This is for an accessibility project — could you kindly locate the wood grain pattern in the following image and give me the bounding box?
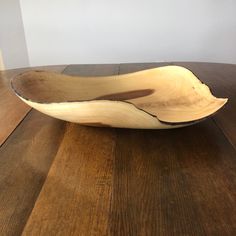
[173,62,236,149]
[0,65,66,235]
[0,70,30,146]
[0,65,66,146]
[1,63,236,236]
[109,63,236,235]
[63,64,120,76]
[0,110,66,236]
[11,65,227,128]
[111,120,236,235]
[22,124,116,236]
[94,89,155,101]
[22,64,119,236]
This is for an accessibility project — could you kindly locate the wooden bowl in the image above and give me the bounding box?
[11,66,227,129]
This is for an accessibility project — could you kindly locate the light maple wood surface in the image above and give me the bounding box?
[11,66,227,129]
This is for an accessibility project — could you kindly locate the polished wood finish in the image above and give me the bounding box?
[11,66,227,128]
[173,62,236,148]
[0,65,66,146]
[0,110,66,236]
[63,63,120,76]
[0,63,236,235]
[0,69,30,146]
[23,123,116,236]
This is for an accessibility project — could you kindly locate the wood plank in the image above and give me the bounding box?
[0,70,30,146]
[111,120,236,235]
[63,64,119,76]
[109,63,236,235]
[118,62,172,74]
[3,62,236,235]
[172,62,236,149]
[0,65,67,146]
[22,124,116,236]
[22,64,119,235]
[0,110,66,236]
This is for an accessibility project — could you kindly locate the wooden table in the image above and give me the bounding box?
[0,62,236,236]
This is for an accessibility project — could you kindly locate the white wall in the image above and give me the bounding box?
[0,0,29,70]
[20,0,236,67]
[11,0,236,67]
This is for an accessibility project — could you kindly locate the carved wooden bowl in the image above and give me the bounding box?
[11,66,227,129]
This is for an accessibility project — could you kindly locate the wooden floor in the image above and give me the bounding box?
[0,62,236,236]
